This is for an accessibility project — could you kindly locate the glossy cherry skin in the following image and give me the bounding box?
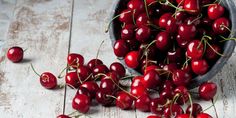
[176,34,190,48]
[136,13,150,27]
[81,81,99,98]
[176,114,194,118]
[159,13,172,28]
[184,0,200,15]
[212,17,230,35]
[40,72,57,89]
[186,40,204,60]
[65,72,80,88]
[101,72,120,83]
[150,97,166,115]
[121,24,135,40]
[116,91,133,110]
[77,65,92,81]
[127,0,145,14]
[196,113,213,118]
[144,65,160,75]
[205,44,221,60]
[172,70,191,86]
[161,80,175,90]
[147,115,161,118]
[136,25,151,43]
[110,62,126,77]
[155,31,171,51]
[72,94,90,113]
[92,64,109,77]
[191,59,209,75]
[7,46,24,63]
[178,23,196,40]
[208,4,225,20]
[95,89,114,106]
[67,53,84,68]
[131,85,148,98]
[141,70,161,89]
[131,76,144,88]
[113,39,130,57]
[199,82,217,101]
[135,94,151,112]
[119,9,137,24]
[100,79,117,94]
[167,48,183,63]
[125,51,140,69]
[163,104,184,118]
[166,17,178,33]
[76,87,91,101]
[87,59,103,70]
[57,115,71,118]
[160,88,174,100]
[174,86,189,105]
[186,103,203,117]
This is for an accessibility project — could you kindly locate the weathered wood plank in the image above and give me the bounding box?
[0,0,72,117]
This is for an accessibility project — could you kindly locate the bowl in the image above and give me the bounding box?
[108,0,236,89]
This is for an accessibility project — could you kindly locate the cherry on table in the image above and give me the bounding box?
[77,65,92,82]
[100,78,117,94]
[116,91,133,110]
[65,72,80,88]
[186,103,203,117]
[191,59,209,75]
[141,70,161,89]
[135,94,151,112]
[96,89,114,106]
[67,53,84,69]
[131,85,148,98]
[176,114,194,118]
[87,58,103,70]
[110,62,126,77]
[7,46,24,63]
[199,82,217,101]
[81,81,99,98]
[113,39,130,57]
[92,64,109,77]
[131,76,144,88]
[76,87,91,101]
[57,115,71,118]
[72,94,90,114]
[163,104,184,118]
[125,51,140,69]
[150,97,166,115]
[208,3,225,20]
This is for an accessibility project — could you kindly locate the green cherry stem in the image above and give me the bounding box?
[144,0,150,19]
[30,63,41,77]
[188,93,193,118]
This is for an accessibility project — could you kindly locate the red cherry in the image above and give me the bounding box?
[184,0,200,15]
[161,80,175,90]
[186,40,204,60]
[101,72,120,83]
[81,81,99,98]
[146,0,156,6]
[72,94,90,113]
[174,86,189,105]
[212,17,230,35]
[116,91,133,110]
[40,72,57,89]
[199,82,217,101]
[136,25,151,43]
[67,53,84,68]
[110,62,126,77]
[126,39,140,50]
[160,88,174,100]
[172,70,191,86]
[87,59,103,70]
[141,70,161,89]
[127,0,145,14]
[131,76,144,88]
[136,13,150,27]
[176,0,185,5]
[76,87,91,101]
[119,9,138,23]
[92,64,109,77]
[197,113,213,118]
[77,65,92,81]
[121,24,135,40]
[125,51,140,69]
[131,85,148,98]
[205,44,221,60]
[113,39,130,57]
[163,104,184,118]
[186,103,203,117]
[7,46,24,63]
[175,7,187,22]
[144,65,160,74]
[166,17,178,33]
[159,13,172,28]
[191,59,209,75]
[176,114,194,118]
[176,34,190,48]
[135,94,151,112]
[150,97,166,115]
[147,115,161,118]
[65,72,80,88]
[167,48,183,63]
[100,78,117,94]
[178,23,197,40]
[57,115,71,118]
[96,89,114,106]
[208,4,225,20]
[155,31,171,51]
[185,16,201,26]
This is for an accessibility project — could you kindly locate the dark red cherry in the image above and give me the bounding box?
[131,85,148,98]
[185,16,201,26]
[76,87,91,101]
[96,89,114,106]
[208,4,225,20]
[176,0,185,5]
[199,82,217,101]
[147,115,161,118]
[176,34,190,48]
[121,24,135,40]
[167,48,183,63]
[196,113,213,118]
[110,62,126,77]
[161,63,178,79]
[172,70,191,86]
[155,31,171,51]
[184,0,200,15]
[72,94,90,114]
[166,17,178,33]
[175,7,187,22]
[100,79,117,94]
[160,88,174,100]
[7,46,24,63]
[57,115,71,118]
[77,65,92,82]
[136,13,150,27]
[186,103,203,117]
[205,44,221,60]
[127,0,145,14]
[146,0,156,6]
[119,9,138,23]
[163,104,184,118]
[212,17,230,35]
[126,39,140,50]
[131,76,144,88]
[81,81,99,98]
[176,114,194,118]
[136,25,151,43]
[144,65,160,75]
[65,72,80,88]
[178,23,197,40]
[135,94,151,112]
[113,39,130,57]
[161,80,175,90]
[125,51,140,69]
[174,86,189,105]
[150,97,166,115]
[159,13,172,28]
[116,91,133,110]
[101,72,120,83]
[67,53,84,68]
[186,40,204,60]
[141,70,161,89]
[87,59,103,70]
[191,59,209,75]
[40,72,57,89]
[92,64,109,77]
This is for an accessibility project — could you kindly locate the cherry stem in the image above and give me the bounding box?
[204,40,224,57]
[189,14,202,25]
[132,9,137,25]
[58,66,70,78]
[121,75,135,80]
[202,3,216,7]
[82,73,93,83]
[170,93,180,117]
[188,93,193,118]
[23,48,28,52]
[105,10,132,33]
[30,63,41,77]
[106,94,117,100]
[68,111,78,116]
[96,40,105,61]
[182,58,191,69]
[144,0,150,19]
[159,0,186,12]
[203,94,218,112]
[220,24,232,34]
[148,0,158,6]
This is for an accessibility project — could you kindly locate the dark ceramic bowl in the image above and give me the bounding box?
[109,0,236,89]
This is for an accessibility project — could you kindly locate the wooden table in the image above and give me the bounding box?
[0,0,236,118]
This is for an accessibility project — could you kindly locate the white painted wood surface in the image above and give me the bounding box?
[0,0,236,118]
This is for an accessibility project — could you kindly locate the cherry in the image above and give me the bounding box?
[81,81,99,98]
[181,64,192,73]
[167,48,183,63]
[131,76,144,88]
[110,62,126,77]
[166,17,178,33]
[185,16,201,26]
[126,39,140,50]
[175,7,187,22]
[57,115,71,118]
[176,0,185,5]
[96,89,114,106]
[76,87,91,101]
[176,114,194,118]
[113,39,130,57]
[7,46,24,63]
[127,0,145,14]
[144,65,160,74]
[186,40,204,60]
[176,34,190,48]
[159,13,172,28]
[141,70,161,89]
[186,103,203,117]
[212,17,230,35]
[135,94,151,112]
[131,85,148,98]
[150,97,166,115]
[178,23,196,40]
[160,88,174,100]
[72,94,90,113]
[163,104,184,118]
[121,24,135,40]
[146,0,156,6]
[196,113,213,118]
[174,86,189,105]
[205,44,221,60]
[87,58,103,70]
[147,115,161,118]
[136,25,151,43]
[116,91,133,110]
[161,80,175,90]
[67,53,84,68]
[65,72,80,88]
[155,31,171,51]
[191,59,209,75]
[92,64,109,77]
[77,65,92,81]
[100,78,117,94]
[199,82,217,101]
[184,0,200,15]
[119,9,138,23]
[125,51,140,69]
[136,13,150,27]
[201,17,213,27]
[172,70,191,86]
[208,4,225,20]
